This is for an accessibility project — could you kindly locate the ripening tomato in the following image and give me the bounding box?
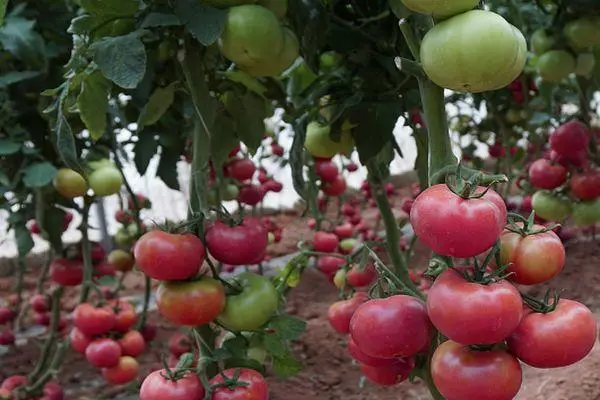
[110,299,138,332]
[53,168,87,198]
[50,258,84,286]
[1,375,28,391]
[507,299,597,368]
[134,231,205,281]
[168,331,192,357]
[238,184,265,206]
[317,255,346,276]
[431,340,522,400]
[410,184,507,258]
[346,264,376,287]
[360,358,415,386]
[348,337,397,367]
[315,160,339,182]
[73,303,116,336]
[70,327,92,354]
[102,356,139,385]
[322,176,347,196]
[0,307,15,324]
[118,330,145,357]
[210,368,269,400]
[572,199,600,227]
[107,249,135,272]
[328,292,369,334]
[156,278,225,326]
[85,338,122,368]
[532,190,572,221]
[312,231,339,253]
[205,218,268,266]
[0,330,14,345]
[341,203,357,216]
[227,158,256,181]
[350,295,432,358]
[571,170,600,200]
[427,269,522,345]
[528,159,567,189]
[140,370,205,400]
[41,381,64,400]
[334,223,354,239]
[499,225,565,285]
[550,120,590,158]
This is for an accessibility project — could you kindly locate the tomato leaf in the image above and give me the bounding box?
[388,0,412,19]
[210,111,238,167]
[90,31,147,89]
[0,16,46,69]
[10,212,34,257]
[80,0,139,17]
[287,0,327,72]
[22,162,57,188]
[137,82,177,129]
[0,138,20,155]
[134,131,158,175]
[0,71,41,87]
[224,357,266,374]
[266,315,306,341]
[227,91,268,155]
[221,335,248,359]
[289,115,308,198]
[210,347,233,362]
[272,351,303,378]
[262,332,287,357]
[156,148,180,190]
[77,70,111,140]
[36,203,65,253]
[141,13,182,28]
[55,113,81,171]
[174,0,226,46]
[0,0,7,26]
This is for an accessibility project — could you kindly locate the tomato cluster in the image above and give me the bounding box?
[0,376,64,400]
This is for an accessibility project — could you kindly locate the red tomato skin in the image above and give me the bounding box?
[210,368,269,400]
[350,295,432,358]
[85,338,122,368]
[360,358,415,386]
[0,308,15,324]
[346,264,376,287]
[312,231,340,253]
[42,381,64,400]
[140,323,157,343]
[156,278,225,326]
[30,294,49,313]
[102,356,140,385]
[322,176,347,196]
[550,120,590,158]
[140,370,205,400]
[334,223,354,239]
[316,256,346,276]
[410,185,507,258]
[110,300,138,332]
[528,159,567,189]
[50,258,84,286]
[570,170,600,200]
[73,303,116,336]
[205,218,268,266]
[1,375,28,391]
[69,327,92,354]
[238,184,265,206]
[327,292,369,334]
[499,226,565,285]
[118,330,146,357]
[227,158,256,181]
[315,161,339,182]
[427,269,523,345]
[168,331,192,357]
[134,231,205,281]
[348,337,398,367]
[431,340,522,400]
[507,299,597,368]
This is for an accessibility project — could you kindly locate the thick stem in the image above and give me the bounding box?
[36,250,54,294]
[78,200,93,303]
[136,276,152,330]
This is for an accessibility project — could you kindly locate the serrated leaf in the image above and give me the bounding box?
[55,113,81,171]
[349,102,400,165]
[221,335,249,359]
[37,203,65,253]
[0,138,20,155]
[141,13,182,28]
[228,92,267,154]
[272,351,303,378]
[80,0,139,17]
[91,31,147,89]
[174,0,226,46]
[77,71,111,140]
[22,162,57,188]
[266,315,306,340]
[0,17,46,69]
[157,148,180,190]
[137,83,177,129]
[263,332,288,357]
[134,132,158,175]
[0,70,41,87]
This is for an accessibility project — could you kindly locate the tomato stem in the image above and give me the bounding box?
[79,199,93,303]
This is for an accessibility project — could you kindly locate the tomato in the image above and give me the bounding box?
[41,381,64,400]
[218,272,279,331]
[168,331,192,357]
[85,338,122,368]
[262,179,283,193]
[334,222,353,239]
[107,249,135,272]
[572,199,600,226]
[53,168,87,198]
[314,160,339,182]
[427,269,522,345]
[1,375,27,391]
[118,330,145,357]
[316,255,346,276]
[205,218,268,266]
[398,0,478,18]
[350,295,432,358]
[507,299,597,368]
[140,323,157,343]
[347,337,398,367]
[499,225,565,285]
[420,10,526,93]
[312,231,339,253]
[550,120,590,158]
[564,17,600,49]
[29,294,49,313]
[575,53,596,76]
[328,292,369,334]
[530,28,556,54]
[271,143,284,156]
[134,231,205,281]
[0,307,15,324]
[140,370,205,400]
[537,50,576,82]
[321,176,347,196]
[157,278,225,326]
[360,358,415,386]
[571,171,600,200]
[339,238,358,255]
[531,190,571,221]
[111,299,138,332]
[304,121,354,159]
[227,158,256,181]
[209,368,269,400]
[410,184,507,258]
[346,162,358,172]
[89,165,123,196]
[528,158,566,189]
[73,303,116,336]
[94,261,116,278]
[101,356,139,385]
[238,184,265,206]
[70,327,92,353]
[0,330,14,345]
[50,258,83,286]
[431,340,522,400]
[346,264,376,287]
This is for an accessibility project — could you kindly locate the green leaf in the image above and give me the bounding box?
[134,131,158,175]
[221,335,248,359]
[96,275,117,286]
[224,357,266,374]
[0,17,46,69]
[289,115,308,198]
[0,71,41,87]
[14,223,34,257]
[262,332,288,357]
[137,83,177,129]
[174,0,226,46]
[80,0,139,18]
[210,111,238,167]
[366,142,394,182]
[0,138,20,155]
[272,351,303,378]
[0,170,9,186]
[287,0,327,71]
[266,315,306,340]
[141,13,182,28]
[77,71,111,140]
[22,162,57,188]
[55,113,81,171]
[348,102,400,165]
[228,91,267,154]
[157,148,180,190]
[91,31,147,89]
[0,0,7,26]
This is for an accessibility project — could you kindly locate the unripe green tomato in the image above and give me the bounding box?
[564,18,600,49]
[88,159,115,171]
[420,10,527,93]
[53,168,87,198]
[319,51,342,73]
[200,0,257,7]
[530,29,556,54]
[333,269,346,289]
[89,166,123,196]
[397,0,479,18]
[223,184,240,201]
[536,50,576,83]
[575,53,596,77]
[304,121,354,159]
[115,228,135,248]
[505,109,523,124]
[572,199,600,227]
[531,190,572,221]
[157,39,177,62]
[241,28,299,77]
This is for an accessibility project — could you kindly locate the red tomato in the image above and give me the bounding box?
[528,158,567,189]
[227,158,256,181]
[507,299,597,368]
[110,299,138,332]
[85,338,122,368]
[42,381,64,400]
[431,340,522,400]
[316,255,346,276]
[315,161,339,182]
[571,170,600,200]
[427,269,522,345]
[73,303,116,336]
[134,231,205,281]
[30,294,49,313]
[322,176,347,196]
[400,198,414,214]
[156,278,225,326]
[350,295,432,358]
[70,327,92,354]
[347,337,397,367]
[140,370,205,400]
[410,184,507,258]
[93,261,116,278]
[205,218,268,266]
[238,184,265,206]
[102,356,139,385]
[0,307,15,324]
[262,179,283,193]
[334,223,354,239]
[210,368,269,400]
[327,292,369,334]
[118,330,146,357]
[271,143,284,157]
[168,331,192,357]
[1,375,27,393]
[347,162,358,172]
[50,258,84,286]
[346,264,376,287]
[360,358,414,386]
[499,225,565,285]
[34,312,51,326]
[341,203,357,216]
[312,231,339,253]
[550,120,590,158]
[140,323,157,343]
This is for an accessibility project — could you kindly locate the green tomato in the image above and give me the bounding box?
[218,272,279,331]
[304,121,354,159]
[241,28,299,77]
[333,269,346,289]
[536,50,576,83]
[420,10,527,93]
[53,168,87,198]
[532,190,572,221]
[115,228,135,248]
[319,51,342,73]
[218,5,284,68]
[223,184,240,201]
[88,159,115,171]
[530,29,556,54]
[200,0,257,7]
[572,199,600,227]
[564,18,600,49]
[397,0,479,18]
[157,39,177,62]
[575,53,596,77]
[89,166,123,196]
